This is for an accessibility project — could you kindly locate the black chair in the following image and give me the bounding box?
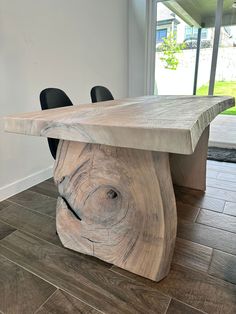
[40,88,73,159]
[90,86,114,103]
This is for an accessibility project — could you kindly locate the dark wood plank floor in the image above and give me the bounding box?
[0,160,235,313]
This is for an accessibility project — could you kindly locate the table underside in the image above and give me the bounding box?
[54,127,209,282]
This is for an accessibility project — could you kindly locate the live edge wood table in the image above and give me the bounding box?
[4,95,235,282]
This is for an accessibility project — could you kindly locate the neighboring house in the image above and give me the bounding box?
[156,17,180,43]
[184,26,209,41]
[156,3,180,43]
[184,25,235,47]
[157,2,236,47]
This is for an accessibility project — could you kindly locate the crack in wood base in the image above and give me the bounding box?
[54,141,177,282]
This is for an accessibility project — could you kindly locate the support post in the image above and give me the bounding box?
[193,28,202,95]
[170,126,210,191]
[209,0,224,96]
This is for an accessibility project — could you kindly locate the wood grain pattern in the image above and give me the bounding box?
[0,204,60,245]
[177,219,236,255]
[35,290,100,314]
[175,186,225,212]
[0,231,170,314]
[0,200,11,211]
[157,264,236,314]
[197,209,236,233]
[111,264,236,314]
[217,172,236,182]
[54,141,177,282]
[170,126,209,191]
[176,201,200,222]
[4,95,234,154]
[0,254,56,314]
[7,190,57,217]
[209,250,236,285]
[205,186,236,202]
[30,180,59,200]
[166,299,205,314]
[207,162,236,175]
[224,202,236,216]
[207,177,236,192]
[173,238,213,272]
[0,220,16,240]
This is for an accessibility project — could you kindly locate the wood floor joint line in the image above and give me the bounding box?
[171,297,208,314]
[0,246,103,314]
[207,248,215,275]
[195,221,236,236]
[0,220,61,248]
[6,199,56,219]
[193,208,201,222]
[163,297,172,314]
[56,288,105,314]
[0,243,60,290]
[33,289,59,314]
[109,266,171,300]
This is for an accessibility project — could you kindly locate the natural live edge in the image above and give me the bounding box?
[4,95,235,155]
[4,119,194,154]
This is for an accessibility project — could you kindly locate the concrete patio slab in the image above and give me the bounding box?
[209,115,236,149]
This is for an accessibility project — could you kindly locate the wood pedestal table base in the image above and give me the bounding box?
[54,141,177,282]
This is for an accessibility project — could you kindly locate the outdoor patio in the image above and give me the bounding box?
[210,114,236,148]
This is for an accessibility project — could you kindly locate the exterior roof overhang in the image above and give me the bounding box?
[160,0,236,28]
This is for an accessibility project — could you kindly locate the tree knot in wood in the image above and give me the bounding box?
[107,189,118,199]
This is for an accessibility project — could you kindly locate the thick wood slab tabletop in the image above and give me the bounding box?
[4,95,234,154]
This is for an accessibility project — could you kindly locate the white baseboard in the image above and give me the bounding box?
[0,166,53,202]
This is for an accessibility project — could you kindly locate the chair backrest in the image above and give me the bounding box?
[40,88,73,110]
[40,88,73,159]
[90,86,114,103]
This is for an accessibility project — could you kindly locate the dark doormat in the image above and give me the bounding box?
[208,147,236,163]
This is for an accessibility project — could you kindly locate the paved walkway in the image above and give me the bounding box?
[209,115,236,149]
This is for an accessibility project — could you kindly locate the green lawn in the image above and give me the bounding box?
[197,81,236,115]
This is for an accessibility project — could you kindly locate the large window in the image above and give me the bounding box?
[155,1,198,95]
[154,0,236,115]
[154,0,216,96]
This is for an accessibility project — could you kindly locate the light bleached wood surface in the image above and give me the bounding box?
[4,95,234,154]
[54,141,177,282]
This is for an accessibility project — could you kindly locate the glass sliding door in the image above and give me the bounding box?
[213,14,236,115]
[154,0,218,97]
[155,0,197,95]
[194,26,215,96]
[195,1,236,115]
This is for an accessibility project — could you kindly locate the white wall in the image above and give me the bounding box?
[0,0,128,200]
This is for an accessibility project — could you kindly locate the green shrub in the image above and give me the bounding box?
[158,33,186,70]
